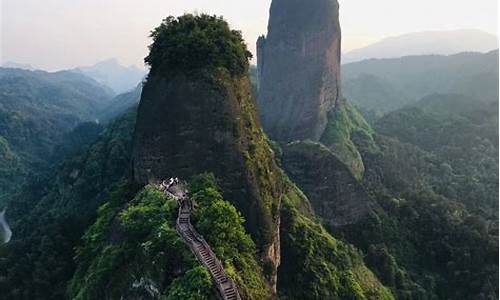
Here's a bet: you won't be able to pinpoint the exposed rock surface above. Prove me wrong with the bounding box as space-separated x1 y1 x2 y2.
257 0 342 141
132 70 283 296
281 141 378 228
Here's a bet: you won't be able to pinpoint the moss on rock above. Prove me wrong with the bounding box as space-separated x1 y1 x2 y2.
278 197 394 300
320 101 378 180
133 16 284 278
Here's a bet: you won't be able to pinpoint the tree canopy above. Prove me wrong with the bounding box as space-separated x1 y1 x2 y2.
145 14 252 77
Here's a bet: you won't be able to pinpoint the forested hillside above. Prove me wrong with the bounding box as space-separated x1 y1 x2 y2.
0 13 393 300
375 93 498 214
0 0 497 299
282 98 498 299
0 68 114 202
0 112 136 299
342 50 499 116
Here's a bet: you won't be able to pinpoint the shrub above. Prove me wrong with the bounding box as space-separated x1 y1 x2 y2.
145 14 252 78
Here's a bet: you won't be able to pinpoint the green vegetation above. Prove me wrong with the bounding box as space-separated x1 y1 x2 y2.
145 14 252 78
190 174 272 299
0 136 23 203
278 197 394 300
335 96 498 299
343 74 412 118
374 93 498 215
0 112 136 300
1 8 496 300
69 185 207 299
69 174 272 299
346 94 499 298
136 14 283 253
282 94 498 299
0 67 113 202
342 50 499 115
164 266 217 300
320 101 378 179
334 186 498 300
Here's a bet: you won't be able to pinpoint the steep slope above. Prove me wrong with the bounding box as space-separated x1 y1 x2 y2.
69 175 271 300
132 17 289 293
0 13 396 300
257 0 342 141
131 14 391 299
343 29 498 63
0 67 114 201
281 141 379 228
0 136 21 203
350 133 498 300
98 85 142 123
278 196 393 300
282 101 499 299
255 0 376 180
254 4 498 296
0 112 136 299
320 101 378 179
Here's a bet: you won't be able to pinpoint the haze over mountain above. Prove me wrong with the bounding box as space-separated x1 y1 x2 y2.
342 50 499 115
0 0 498 299
1 62 35 70
343 29 498 63
0 67 113 201
98 85 142 122
74 58 147 94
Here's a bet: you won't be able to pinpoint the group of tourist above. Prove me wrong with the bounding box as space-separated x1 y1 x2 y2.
160 177 188 200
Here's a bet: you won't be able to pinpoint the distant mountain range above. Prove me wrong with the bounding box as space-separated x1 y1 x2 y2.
0 67 114 199
99 84 142 122
74 58 147 94
1 61 35 70
343 29 498 63
342 50 499 116
2 58 147 95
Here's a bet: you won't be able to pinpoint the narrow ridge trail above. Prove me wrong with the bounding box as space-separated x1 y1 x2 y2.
161 179 242 300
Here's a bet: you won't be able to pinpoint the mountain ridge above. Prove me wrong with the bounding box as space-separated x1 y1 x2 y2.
343 29 498 63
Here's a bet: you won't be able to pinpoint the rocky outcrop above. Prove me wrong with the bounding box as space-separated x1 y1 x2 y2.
281 141 378 228
257 0 342 141
132 69 283 296
132 15 288 296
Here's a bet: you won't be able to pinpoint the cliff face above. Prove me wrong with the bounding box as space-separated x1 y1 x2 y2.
257 0 342 141
281 141 377 227
133 70 283 294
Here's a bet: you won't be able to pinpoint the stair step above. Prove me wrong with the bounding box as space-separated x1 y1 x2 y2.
173 187 240 300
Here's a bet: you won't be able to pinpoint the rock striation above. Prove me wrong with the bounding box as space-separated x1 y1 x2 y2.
132 15 284 296
257 0 342 141
281 141 378 228
133 70 284 295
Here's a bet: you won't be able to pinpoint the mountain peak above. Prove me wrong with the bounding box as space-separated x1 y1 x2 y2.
75 58 146 94
343 28 499 63
133 14 283 293
92 58 120 67
257 0 342 141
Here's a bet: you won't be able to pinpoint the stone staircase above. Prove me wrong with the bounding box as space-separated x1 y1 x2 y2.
165 181 242 300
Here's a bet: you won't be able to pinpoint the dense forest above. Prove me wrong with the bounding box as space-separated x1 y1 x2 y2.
0 2 498 300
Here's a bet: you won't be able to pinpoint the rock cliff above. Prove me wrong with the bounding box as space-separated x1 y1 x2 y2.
132 15 284 295
257 0 342 141
281 141 379 228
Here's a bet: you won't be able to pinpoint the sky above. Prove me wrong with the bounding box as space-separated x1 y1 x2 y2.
1 0 498 71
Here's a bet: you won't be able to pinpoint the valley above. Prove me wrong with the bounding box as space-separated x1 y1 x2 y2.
0 1 497 300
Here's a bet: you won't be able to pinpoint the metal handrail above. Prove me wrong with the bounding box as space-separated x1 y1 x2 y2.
169 182 242 300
